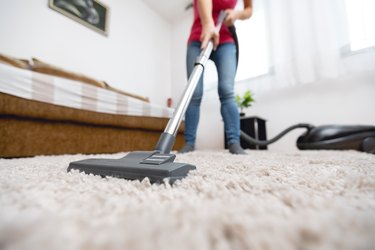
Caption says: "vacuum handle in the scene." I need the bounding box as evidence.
[196,10,227,64]
[155,11,227,154]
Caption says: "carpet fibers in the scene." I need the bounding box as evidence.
[0,150,374,250]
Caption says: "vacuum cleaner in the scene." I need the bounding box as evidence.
[240,124,375,154]
[68,11,375,184]
[68,11,229,184]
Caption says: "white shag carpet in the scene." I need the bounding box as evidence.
[0,150,375,250]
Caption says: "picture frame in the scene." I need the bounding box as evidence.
[49,0,109,36]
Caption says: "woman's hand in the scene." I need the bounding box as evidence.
[224,0,253,27]
[200,22,219,50]
[224,9,239,27]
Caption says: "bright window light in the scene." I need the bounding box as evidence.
[345,0,375,51]
[235,7,269,81]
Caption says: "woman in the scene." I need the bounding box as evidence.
[180,0,253,154]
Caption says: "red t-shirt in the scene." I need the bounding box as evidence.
[188,0,237,44]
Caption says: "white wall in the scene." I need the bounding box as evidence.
[0,0,171,105]
[171,11,375,152]
[170,11,191,106]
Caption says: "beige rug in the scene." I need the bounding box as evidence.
[0,150,374,250]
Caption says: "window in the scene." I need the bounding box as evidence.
[235,2,270,81]
[345,0,375,51]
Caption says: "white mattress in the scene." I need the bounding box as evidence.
[0,63,173,118]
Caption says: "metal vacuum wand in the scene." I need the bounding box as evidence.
[155,11,227,154]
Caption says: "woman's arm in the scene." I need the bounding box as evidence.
[196,0,219,49]
[224,0,253,26]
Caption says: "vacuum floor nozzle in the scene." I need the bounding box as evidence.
[68,151,196,183]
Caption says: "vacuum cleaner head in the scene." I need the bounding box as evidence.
[297,125,375,153]
[68,151,196,183]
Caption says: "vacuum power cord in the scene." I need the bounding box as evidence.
[240,123,314,146]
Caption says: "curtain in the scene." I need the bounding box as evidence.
[236,0,375,93]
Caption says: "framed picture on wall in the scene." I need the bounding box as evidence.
[49,0,109,36]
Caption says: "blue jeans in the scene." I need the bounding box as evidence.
[185,41,240,146]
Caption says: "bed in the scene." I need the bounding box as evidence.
[0,53,184,158]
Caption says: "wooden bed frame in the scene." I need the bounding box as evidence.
[0,93,184,158]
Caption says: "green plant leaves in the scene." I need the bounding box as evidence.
[235,90,255,112]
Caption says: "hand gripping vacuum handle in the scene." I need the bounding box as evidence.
[155,11,227,154]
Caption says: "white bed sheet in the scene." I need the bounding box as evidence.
[0,63,173,118]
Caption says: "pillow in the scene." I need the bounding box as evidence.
[104,82,150,103]
[0,53,30,69]
[31,58,106,88]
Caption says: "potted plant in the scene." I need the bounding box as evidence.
[235,90,255,117]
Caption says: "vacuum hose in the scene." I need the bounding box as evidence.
[240,123,314,146]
